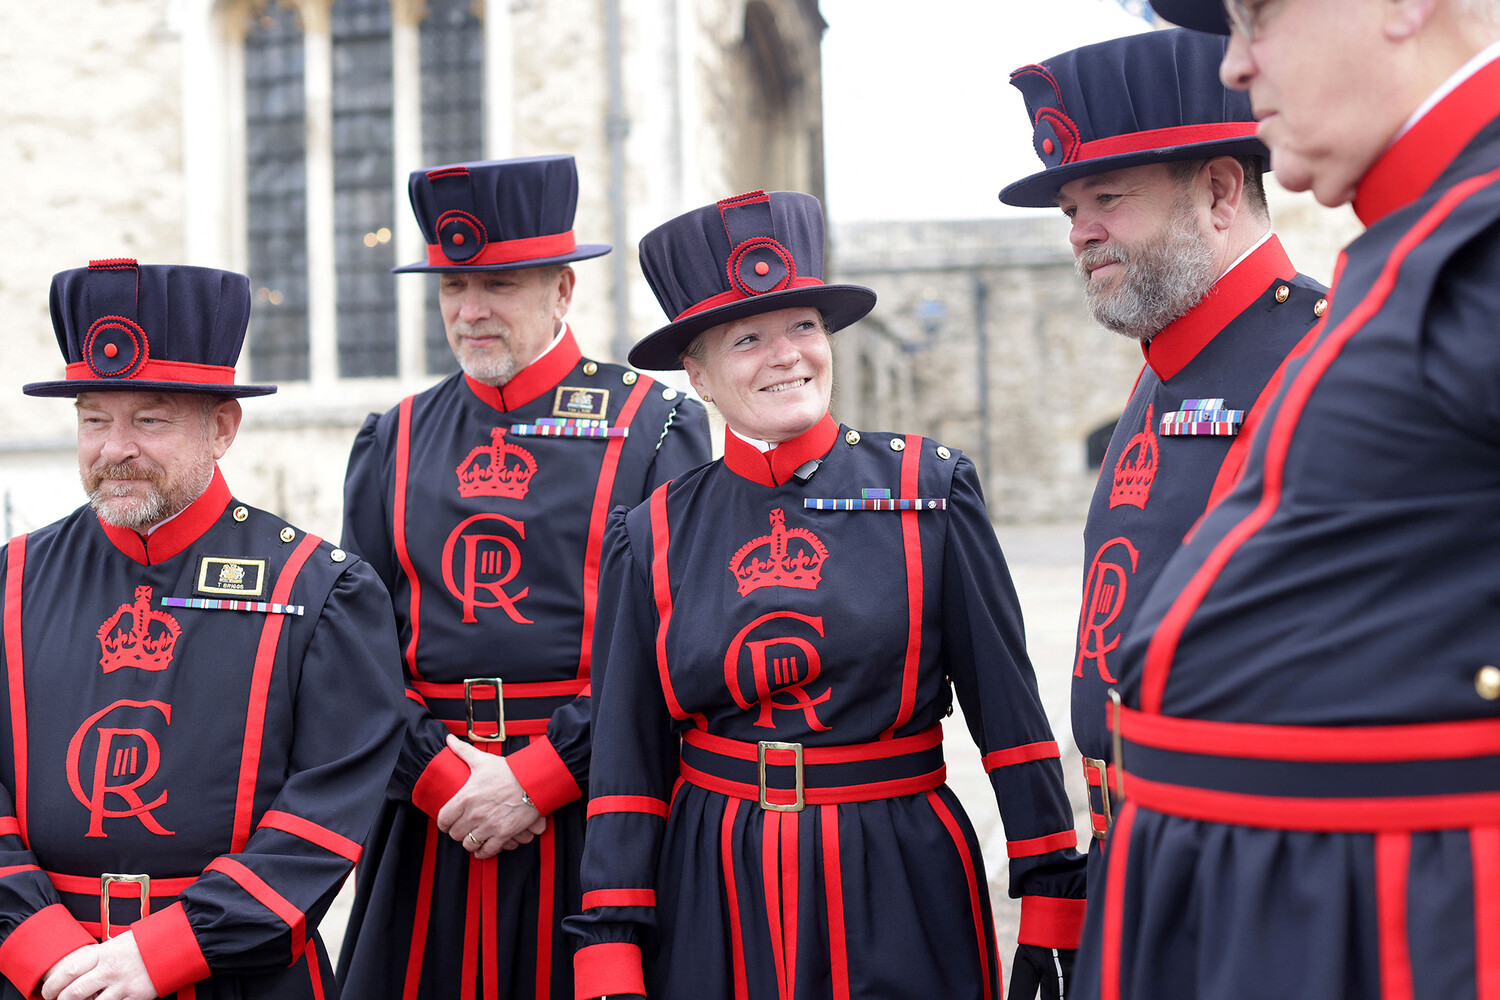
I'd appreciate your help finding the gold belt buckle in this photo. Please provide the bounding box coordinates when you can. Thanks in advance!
[757,741,804,812]
[100,873,149,940]
[1083,756,1113,839]
[464,678,506,742]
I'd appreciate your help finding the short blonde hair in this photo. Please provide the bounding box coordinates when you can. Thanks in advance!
[677,309,831,367]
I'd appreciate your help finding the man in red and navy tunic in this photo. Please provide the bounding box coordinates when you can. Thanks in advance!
[335,155,710,1000]
[1071,1,1500,996]
[0,260,404,999]
[997,28,1324,966]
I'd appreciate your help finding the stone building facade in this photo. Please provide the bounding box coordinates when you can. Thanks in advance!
[0,0,827,540]
[829,187,1363,523]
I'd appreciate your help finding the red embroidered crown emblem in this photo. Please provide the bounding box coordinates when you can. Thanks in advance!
[456,428,538,499]
[97,585,181,674]
[1109,403,1159,510]
[728,508,829,596]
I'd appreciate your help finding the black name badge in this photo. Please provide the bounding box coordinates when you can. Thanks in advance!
[196,556,267,597]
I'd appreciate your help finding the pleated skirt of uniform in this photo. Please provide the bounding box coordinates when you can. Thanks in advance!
[1074,802,1500,1000]
[336,789,585,1000]
[649,782,1001,1000]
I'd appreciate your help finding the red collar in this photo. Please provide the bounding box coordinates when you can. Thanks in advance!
[1354,54,1500,227]
[723,413,839,487]
[98,467,233,565]
[1143,235,1295,382]
[463,327,583,412]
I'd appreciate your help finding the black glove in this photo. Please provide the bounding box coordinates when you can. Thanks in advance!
[1008,943,1075,1000]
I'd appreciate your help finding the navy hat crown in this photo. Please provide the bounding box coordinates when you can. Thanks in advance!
[627,191,876,371]
[999,29,1266,207]
[24,259,275,398]
[394,154,611,273]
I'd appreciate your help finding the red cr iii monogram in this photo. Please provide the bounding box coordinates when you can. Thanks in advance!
[1075,536,1140,684]
[724,611,832,731]
[442,512,535,625]
[66,699,174,838]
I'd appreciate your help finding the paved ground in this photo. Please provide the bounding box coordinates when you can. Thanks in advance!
[319,520,1089,970]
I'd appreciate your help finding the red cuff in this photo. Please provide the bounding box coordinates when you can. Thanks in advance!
[1018,895,1086,949]
[573,941,645,1000]
[412,746,471,817]
[507,736,583,817]
[0,904,96,998]
[132,901,211,996]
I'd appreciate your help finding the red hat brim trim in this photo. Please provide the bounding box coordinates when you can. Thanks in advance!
[427,230,577,268]
[65,358,239,386]
[1075,122,1259,163]
[673,276,826,322]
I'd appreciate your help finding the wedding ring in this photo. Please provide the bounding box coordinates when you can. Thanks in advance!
[466,831,482,846]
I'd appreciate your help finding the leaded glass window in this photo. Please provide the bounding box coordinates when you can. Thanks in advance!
[244,1,309,382]
[332,0,398,377]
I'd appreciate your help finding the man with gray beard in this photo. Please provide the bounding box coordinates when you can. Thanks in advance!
[336,154,709,1000]
[994,28,1326,1000]
[0,260,403,1000]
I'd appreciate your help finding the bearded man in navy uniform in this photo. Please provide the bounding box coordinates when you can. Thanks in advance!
[1071,0,1500,996]
[0,260,403,999]
[335,154,711,1000]
[997,26,1325,958]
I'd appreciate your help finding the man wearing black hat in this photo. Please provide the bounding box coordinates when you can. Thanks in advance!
[1066,2,1500,998]
[0,260,403,1000]
[335,154,710,1000]
[998,26,1324,986]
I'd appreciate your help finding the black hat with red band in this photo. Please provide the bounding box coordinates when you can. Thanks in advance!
[628,190,876,371]
[999,28,1266,208]
[24,259,276,398]
[1149,0,1233,34]
[393,154,611,273]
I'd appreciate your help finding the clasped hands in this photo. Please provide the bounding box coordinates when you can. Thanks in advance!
[436,734,546,859]
[42,931,156,1000]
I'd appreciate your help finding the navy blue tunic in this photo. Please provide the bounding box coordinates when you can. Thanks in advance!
[0,470,403,999]
[1074,57,1500,1000]
[335,329,710,1000]
[567,415,1085,1000]
[1074,236,1322,845]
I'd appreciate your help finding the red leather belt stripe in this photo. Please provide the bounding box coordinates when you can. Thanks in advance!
[1117,707,1500,830]
[414,678,585,737]
[679,725,946,807]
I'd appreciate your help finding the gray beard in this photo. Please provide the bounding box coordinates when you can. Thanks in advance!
[459,351,519,386]
[85,457,214,531]
[1077,202,1219,343]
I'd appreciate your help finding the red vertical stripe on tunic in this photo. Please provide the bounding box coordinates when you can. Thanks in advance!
[648,484,707,728]
[577,380,650,680]
[4,535,28,845]
[1474,826,1500,1000]
[307,939,326,1000]
[461,852,481,1000]
[1100,801,1137,1000]
[1375,832,1413,1000]
[232,532,319,851]
[402,821,441,1000]
[881,435,924,740]
[481,851,499,1000]
[1141,165,1500,714]
[927,790,993,1000]
[721,798,749,1000]
[392,396,426,681]
[535,820,557,1000]
[820,804,850,1000]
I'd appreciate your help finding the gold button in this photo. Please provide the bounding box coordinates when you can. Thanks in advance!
[583,361,598,376]
[1476,665,1500,701]
[844,430,861,446]
[1314,298,1328,317]
[936,446,951,460]
[662,388,678,400]
[622,371,638,385]
[232,506,248,523]
[279,527,296,543]
[330,548,347,563]
[1274,285,1290,303]
[890,438,905,452]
